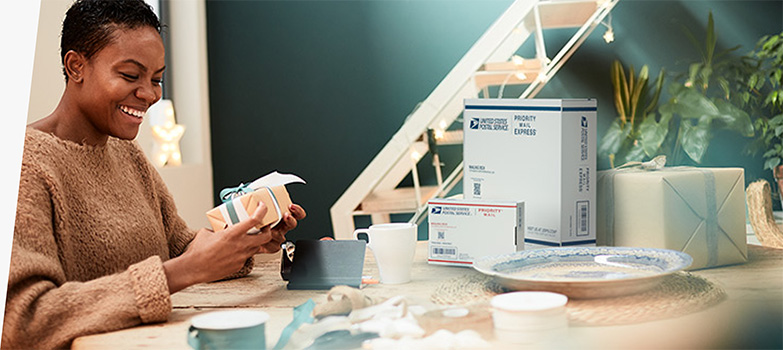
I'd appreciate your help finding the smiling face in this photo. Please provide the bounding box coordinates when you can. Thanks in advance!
[74,25,165,142]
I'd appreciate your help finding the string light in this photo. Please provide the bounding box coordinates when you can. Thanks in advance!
[601,13,615,43]
[511,55,528,80]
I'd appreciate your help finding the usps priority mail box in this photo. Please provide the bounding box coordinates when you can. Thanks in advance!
[463,98,596,248]
[428,198,524,266]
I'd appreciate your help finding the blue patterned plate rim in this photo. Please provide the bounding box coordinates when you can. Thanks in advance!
[472,246,693,283]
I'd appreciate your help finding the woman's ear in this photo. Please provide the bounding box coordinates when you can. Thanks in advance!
[63,50,86,83]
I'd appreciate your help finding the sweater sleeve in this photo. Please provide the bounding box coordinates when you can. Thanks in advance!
[1,162,172,349]
[140,145,253,279]
[132,146,194,258]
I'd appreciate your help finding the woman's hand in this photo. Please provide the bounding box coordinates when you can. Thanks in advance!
[162,202,275,293]
[257,204,306,254]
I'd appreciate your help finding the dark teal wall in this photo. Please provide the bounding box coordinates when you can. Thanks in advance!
[205,0,783,241]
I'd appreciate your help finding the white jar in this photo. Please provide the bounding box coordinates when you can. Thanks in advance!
[490,291,568,344]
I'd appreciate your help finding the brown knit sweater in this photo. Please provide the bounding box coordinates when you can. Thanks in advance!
[1,128,224,349]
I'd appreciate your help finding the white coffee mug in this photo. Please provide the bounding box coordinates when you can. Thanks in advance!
[353,222,417,284]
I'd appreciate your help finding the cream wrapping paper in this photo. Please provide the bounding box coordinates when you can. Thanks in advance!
[597,165,747,270]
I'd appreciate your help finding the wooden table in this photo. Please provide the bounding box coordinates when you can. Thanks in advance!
[73,242,783,349]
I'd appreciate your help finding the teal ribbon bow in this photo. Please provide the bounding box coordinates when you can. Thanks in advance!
[220,183,253,203]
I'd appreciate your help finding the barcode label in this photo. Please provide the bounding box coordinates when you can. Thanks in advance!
[473,182,481,196]
[431,246,457,258]
[576,201,589,236]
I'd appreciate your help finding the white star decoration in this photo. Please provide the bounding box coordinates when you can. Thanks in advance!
[150,100,185,167]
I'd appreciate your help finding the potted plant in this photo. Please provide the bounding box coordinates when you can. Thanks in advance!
[598,60,665,168]
[600,12,754,169]
[743,32,783,203]
[656,11,754,165]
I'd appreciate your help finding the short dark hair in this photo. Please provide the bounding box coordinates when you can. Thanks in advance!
[60,0,161,81]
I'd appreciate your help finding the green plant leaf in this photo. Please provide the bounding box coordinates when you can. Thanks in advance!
[598,119,626,156]
[629,66,649,123]
[611,61,626,123]
[671,87,719,119]
[714,44,741,61]
[762,34,779,52]
[689,63,702,87]
[700,66,713,89]
[714,99,754,137]
[706,12,716,64]
[755,73,768,90]
[683,24,704,61]
[639,113,669,157]
[765,90,779,106]
[644,69,665,116]
[620,64,631,117]
[748,74,759,91]
[623,142,647,164]
[718,77,730,99]
[681,120,711,163]
[765,157,781,170]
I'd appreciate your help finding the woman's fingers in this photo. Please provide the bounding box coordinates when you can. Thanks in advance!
[289,204,306,220]
[224,201,268,238]
[258,231,286,253]
[213,202,305,256]
[273,212,298,232]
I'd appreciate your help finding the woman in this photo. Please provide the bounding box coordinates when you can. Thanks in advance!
[1,0,305,348]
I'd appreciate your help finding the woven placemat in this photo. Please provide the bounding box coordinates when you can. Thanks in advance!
[431,272,726,326]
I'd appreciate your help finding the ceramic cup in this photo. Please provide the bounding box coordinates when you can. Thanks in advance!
[187,310,269,350]
[353,222,417,284]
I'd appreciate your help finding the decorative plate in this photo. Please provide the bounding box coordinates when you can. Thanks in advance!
[473,247,693,299]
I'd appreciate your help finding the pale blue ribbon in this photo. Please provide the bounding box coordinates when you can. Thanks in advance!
[702,170,719,267]
[274,299,315,350]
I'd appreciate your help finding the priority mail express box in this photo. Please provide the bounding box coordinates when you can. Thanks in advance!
[428,198,524,266]
[463,98,596,248]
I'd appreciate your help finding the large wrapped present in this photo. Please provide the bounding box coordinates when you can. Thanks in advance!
[596,157,747,270]
[207,172,305,234]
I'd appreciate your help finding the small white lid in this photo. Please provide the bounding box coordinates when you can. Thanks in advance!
[190,310,269,330]
[491,291,568,312]
[441,307,470,318]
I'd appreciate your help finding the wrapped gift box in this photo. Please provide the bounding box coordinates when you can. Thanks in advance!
[207,172,305,234]
[596,166,747,270]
